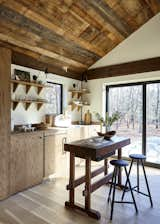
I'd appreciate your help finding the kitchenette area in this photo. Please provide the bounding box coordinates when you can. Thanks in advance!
[9,62,100,199]
[11,125,100,195]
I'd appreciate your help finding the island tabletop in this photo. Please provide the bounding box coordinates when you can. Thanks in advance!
[64,136,130,161]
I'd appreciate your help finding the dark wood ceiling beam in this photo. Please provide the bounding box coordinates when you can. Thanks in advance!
[0,40,83,76]
[12,52,82,80]
[85,57,160,80]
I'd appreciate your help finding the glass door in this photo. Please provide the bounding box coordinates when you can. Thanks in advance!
[108,85,143,157]
[146,83,160,164]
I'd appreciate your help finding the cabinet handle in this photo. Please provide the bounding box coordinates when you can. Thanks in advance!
[62,137,67,154]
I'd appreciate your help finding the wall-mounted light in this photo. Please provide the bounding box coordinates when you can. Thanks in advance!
[63,66,68,72]
[81,73,88,82]
[45,67,48,79]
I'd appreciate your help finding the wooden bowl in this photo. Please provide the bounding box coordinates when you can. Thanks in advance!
[97,131,116,140]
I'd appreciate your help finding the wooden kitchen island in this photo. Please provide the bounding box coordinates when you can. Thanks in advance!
[64,136,130,220]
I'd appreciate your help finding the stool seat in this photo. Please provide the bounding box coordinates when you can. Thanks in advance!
[108,159,138,220]
[110,159,128,167]
[129,154,146,160]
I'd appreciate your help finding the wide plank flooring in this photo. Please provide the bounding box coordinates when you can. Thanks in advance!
[0,165,160,224]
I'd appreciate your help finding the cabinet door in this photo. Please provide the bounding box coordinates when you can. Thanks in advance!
[10,135,27,194]
[80,126,89,139]
[44,133,68,178]
[10,133,43,194]
[67,127,81,142]
[44,135,56,177]
[54,134,69,178]
[26,134,43,187]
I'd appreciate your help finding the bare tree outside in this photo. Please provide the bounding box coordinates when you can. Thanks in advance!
[108,83,160,163]
[147,84,160,163]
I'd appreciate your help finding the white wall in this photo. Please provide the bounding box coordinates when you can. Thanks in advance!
[11,64,81,125]
[87,13,160,120]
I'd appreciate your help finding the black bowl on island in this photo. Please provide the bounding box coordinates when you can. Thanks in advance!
[97,131,116,140]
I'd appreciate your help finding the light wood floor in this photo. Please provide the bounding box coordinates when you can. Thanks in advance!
[0,164,160,224]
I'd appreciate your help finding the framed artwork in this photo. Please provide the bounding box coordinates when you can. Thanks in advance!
[14,69,30,82]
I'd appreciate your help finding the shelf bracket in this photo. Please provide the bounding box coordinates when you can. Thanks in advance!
[77,93,82,99]
[25,102,31,110]
[38,87,43,95]
[77,106,81,112]
[12,101,19,110]
[13,83,18,93]
[26,85,32,94]
[37,103,43,111]
[71,103,76,111]
[71,92,76,98]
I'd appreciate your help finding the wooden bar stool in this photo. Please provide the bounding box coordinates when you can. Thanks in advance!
[108,159,138,220]
[121,154,153,207]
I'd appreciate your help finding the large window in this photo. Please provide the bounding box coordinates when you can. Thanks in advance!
[146,83,160,164]
[45,82,63,115]
[106,81,160,166]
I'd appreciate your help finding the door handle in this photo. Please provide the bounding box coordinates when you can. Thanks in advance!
[62,137,67,154]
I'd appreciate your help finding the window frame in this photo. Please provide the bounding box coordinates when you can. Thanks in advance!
[106,79,160,168]
[47,81,63,114]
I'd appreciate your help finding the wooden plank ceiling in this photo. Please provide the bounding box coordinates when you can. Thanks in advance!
[0,0,159,80]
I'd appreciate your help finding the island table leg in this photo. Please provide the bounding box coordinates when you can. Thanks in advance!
[84,157,101,219]
[65,152,75,207]
[118,148,122,186]
[104,158,108,175]
[85,157,91,210]
[65,155,101,220]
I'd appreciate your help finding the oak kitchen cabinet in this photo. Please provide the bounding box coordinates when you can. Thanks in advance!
[9,125,100,196]
[10,132,43,194]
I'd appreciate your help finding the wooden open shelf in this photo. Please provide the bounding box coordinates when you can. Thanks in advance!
[11,79,51,94]
[69,89,90,99]
[11,99,49,111]
[68,89,90,111]
[69,102,90,112]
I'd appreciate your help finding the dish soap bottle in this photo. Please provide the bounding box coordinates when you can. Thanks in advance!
[84,110,92,125]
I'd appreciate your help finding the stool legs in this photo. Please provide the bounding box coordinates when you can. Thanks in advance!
[110,167,118,220]
[121,159,133,201]
[137,159,140,192]
[122,158,153,207]
[124,167,138,213]
[108,165,138,221]
[141,159,153,207]
[107,168,116,203]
